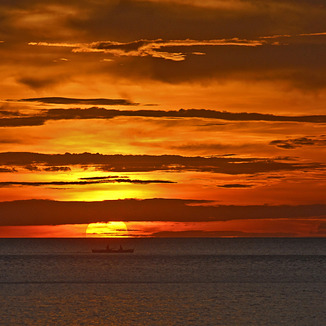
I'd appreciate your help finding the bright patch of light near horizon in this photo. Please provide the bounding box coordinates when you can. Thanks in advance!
[86,222,129,237]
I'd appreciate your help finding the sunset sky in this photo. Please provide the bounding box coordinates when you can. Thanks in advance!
[0,0,326,237]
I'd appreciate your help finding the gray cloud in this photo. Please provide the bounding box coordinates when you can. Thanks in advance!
[67,0,326,40]
[114,42,326,88]
[0,198,326,225]
[218,184,254,188]
[17,76,62,89]
[0,177,175,188]
[19,97,139,106]
[0,110,20,117]
[0,167,17,173]
[0,117,45,127]
[0,136,24,144]
[270,136,326,149]
[2,107,326,128]
[43,166,71,172]
[79,175,128,180]
[0,151,323,175]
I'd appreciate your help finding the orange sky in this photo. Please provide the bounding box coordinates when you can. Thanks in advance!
[0,0,326,237]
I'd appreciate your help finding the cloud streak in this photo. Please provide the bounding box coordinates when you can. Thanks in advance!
[0,152,322,175]
[218,184,254,188]
[2,107,326,127]
[0,177,175,188]
[18,97,139,106]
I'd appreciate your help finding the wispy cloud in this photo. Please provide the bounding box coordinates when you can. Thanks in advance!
[299,32,326,37]
[29,38,264,61]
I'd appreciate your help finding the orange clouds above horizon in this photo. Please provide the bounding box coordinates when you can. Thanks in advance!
[0,0,326,237]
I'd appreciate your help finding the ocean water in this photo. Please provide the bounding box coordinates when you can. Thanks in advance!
[0,238,325,325]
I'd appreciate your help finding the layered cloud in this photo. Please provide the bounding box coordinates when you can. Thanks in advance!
[0,152,322,175]
[0,177,174,188]
[2,106,326,128]
[25,32,326,88]
[0,199,325,226]
[0,0,326,238]
[1,0,326,90]
[18,97,139,106]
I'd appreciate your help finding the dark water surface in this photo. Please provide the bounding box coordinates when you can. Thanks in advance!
[0,238,325,325]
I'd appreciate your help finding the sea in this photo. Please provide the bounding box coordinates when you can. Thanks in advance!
[0,238,325,325]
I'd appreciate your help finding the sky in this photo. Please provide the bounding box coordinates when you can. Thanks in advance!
[0,0,326,237]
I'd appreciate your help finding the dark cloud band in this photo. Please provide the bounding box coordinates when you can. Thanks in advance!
[218,184,254,188]
[2,107,326,127]
[0,152,322,175]
[0,199,325,225]
[0,178,175,188]
[18,97,139,106]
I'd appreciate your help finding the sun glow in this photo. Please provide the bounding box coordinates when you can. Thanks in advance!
[86,222,129,238]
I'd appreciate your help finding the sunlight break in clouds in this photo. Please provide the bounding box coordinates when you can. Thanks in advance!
[29,38,263,61]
